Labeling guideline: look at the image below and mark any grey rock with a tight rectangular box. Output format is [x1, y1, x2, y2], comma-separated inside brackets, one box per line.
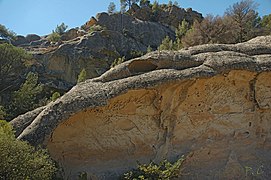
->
[12, 35, 28, 46]
[13, 35, 271, 145]
[10, 106, 46, 137]
[25, 34, 41, 42]
[11, 36, 271, 179]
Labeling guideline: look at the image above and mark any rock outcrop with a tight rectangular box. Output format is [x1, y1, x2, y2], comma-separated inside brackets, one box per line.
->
[129, 4, 203, 27]
[11, 36, 271, 179]
[16, 7, 202, 91]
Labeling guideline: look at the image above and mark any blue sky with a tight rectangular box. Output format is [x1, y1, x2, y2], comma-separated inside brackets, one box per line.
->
[0, 0, 270, 36]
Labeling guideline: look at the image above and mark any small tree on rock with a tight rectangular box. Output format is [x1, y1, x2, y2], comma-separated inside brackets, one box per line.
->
[10, 72, 43, 117]
[175, 19, 190, 49]
[50, 92, 61, 102]
[159, 36, 174, 50]
[108, 2, 117, 15]
[0, 43, 29, 92]
[54, 22, 68, 35]
[120, 0, 139, 11]
[139, 0, 150, 7]
[260, 14, 271, 35]
[0, 24, 16, 41]
[77, 68, 87, 83]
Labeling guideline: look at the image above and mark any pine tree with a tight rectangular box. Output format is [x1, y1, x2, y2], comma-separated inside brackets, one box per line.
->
[108, 2, 116, 15]
[175, 19, 190, 49]
[225, 0, 259, 42]
[120, 0, 139, 11]
[54, 22, 68, 35]
[11, 72, 43, 117]
[139, 0, 150, 7]
[159, 36, 174, 50]
[173, 1, 179, 7]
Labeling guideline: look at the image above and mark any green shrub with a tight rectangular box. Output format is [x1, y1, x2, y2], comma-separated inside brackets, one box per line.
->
[0, 106, 6, 120]
[0, 43, 29, 88]
[77, 68, 87, 83]
[147, 45, 152, 53]
[50, 92, 61, 102]
[0, 120, 57, 179]
[89, 25, 106, 34]
[10, 72, 43, 117]
[111, 56, 125, 68]
[122, 156, 185, 180]
[47, 32, 61, 43]
[159, 36, 174, 50]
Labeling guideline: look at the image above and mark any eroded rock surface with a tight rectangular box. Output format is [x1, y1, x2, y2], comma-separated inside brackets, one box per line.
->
[18, 8, 202, 91]
[11, 36, 271, 179]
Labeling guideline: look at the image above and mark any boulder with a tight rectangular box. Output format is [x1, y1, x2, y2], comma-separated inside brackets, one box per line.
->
[82, 16, 98, 30]
[61, 28, 87, 41]
[12, 35, 28, 46]
[131, 4, 203, 27]
[25, 34, 41, 42]
[11, 36, 271, 179]
[96, 12, 175, 48]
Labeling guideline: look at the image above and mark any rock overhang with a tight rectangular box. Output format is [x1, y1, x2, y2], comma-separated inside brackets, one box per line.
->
[9, 36, 271, 179]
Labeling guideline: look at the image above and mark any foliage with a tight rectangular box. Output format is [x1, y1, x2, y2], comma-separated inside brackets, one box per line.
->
[47, 32, 61, 43]
[168, 1, 173, 7]
[47, 23, 67, 42]
[10, 72, 43, 117]
[0, 120, 57, 179]
[111, 56, 125, 68]
[108, 2, 117, 15]
[89, 25, 106, 34]
[260, 14, 271, 35]
[77, 68, 87, 83]
[130, 50, 144, 59]
[0, 106, 6, 120]
[139, 0, 150, 7]
[174, 19, 190, 49]
[0, 24, 16, 41]
[122, 156, 185, 180]
[54, 22, 68, 35]
[120, 0, 139, 11]
[0, 43, 29, 91]
[50, 92, 61, 102]
[173, 1, 179, 7]
[147, 45, 152, 53]
[152, 0, 160, 13]
[225, 0, 259, 42]
[261, 14, 271, 29]
[159, 36, 174, 51]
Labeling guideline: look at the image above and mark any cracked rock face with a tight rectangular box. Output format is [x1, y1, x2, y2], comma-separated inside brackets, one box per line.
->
[11, 36, 271, 179]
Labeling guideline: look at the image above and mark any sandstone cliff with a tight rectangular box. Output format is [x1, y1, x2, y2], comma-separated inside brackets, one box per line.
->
[11, 36, 271, 179]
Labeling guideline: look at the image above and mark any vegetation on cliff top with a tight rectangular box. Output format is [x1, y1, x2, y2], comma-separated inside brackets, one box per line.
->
[159, 0, 271, 50]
